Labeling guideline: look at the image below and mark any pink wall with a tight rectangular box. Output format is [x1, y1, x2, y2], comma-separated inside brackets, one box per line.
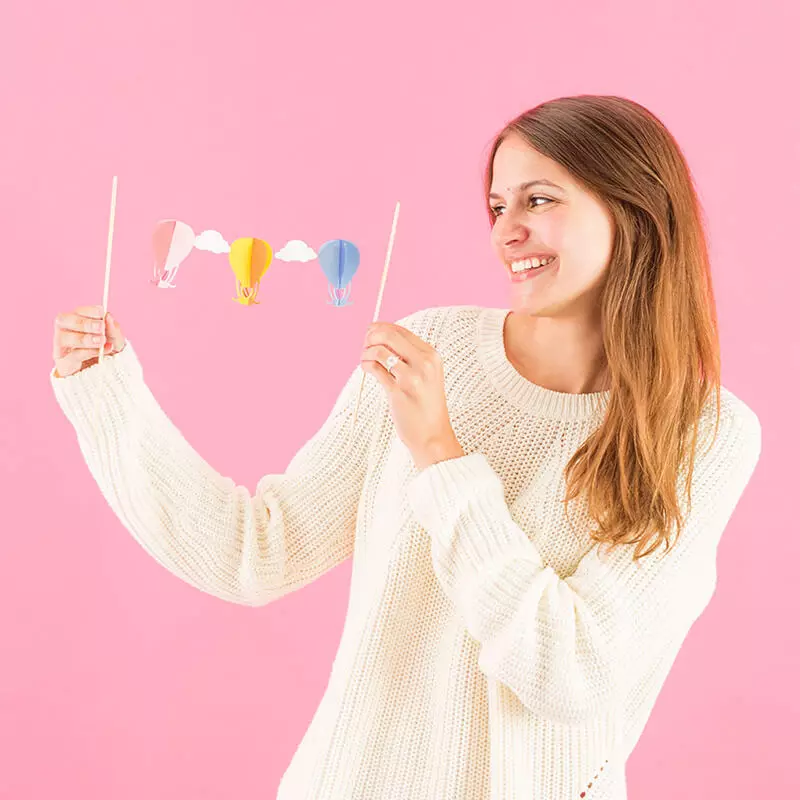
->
[2, 0, 797, 796]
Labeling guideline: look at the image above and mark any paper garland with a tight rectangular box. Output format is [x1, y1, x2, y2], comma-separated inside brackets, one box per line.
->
[152, 221, 361, 306]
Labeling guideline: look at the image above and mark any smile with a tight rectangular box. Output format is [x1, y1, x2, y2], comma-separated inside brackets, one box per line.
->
[508, 256, 558, 283]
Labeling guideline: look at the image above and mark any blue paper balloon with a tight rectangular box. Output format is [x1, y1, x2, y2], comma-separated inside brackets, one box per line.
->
[318, 239, 360, 307]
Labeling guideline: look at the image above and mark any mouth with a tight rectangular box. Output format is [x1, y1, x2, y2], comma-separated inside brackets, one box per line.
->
[507, 255, 559, 283]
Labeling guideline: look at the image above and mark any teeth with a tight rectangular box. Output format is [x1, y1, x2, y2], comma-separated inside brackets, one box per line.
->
[510, 256, 556, 272]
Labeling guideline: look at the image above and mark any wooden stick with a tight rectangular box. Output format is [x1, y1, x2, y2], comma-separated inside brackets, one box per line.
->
[98, 176, 118, 364]
[350, 200, 400, 436]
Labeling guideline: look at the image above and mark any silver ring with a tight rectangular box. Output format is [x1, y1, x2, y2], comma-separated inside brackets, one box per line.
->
[385, 354, 400, 376]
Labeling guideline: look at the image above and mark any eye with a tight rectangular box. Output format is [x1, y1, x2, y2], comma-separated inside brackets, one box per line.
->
[489, 195, 552, 217]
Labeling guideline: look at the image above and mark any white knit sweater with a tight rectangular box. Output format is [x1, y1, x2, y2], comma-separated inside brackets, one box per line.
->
[50, 304, 762, 800]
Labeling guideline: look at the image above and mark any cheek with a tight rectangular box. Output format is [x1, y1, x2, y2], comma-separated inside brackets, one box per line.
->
[572, 205, 614, 264]
[539, 216, 567, 252]
[559, 214, 613, 277]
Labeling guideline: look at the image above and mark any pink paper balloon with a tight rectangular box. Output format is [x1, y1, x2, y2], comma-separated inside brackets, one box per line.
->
[152, 219, 195, 288]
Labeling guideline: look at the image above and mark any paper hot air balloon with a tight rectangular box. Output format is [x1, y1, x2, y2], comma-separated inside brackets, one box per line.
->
[229, 237, 273, 305]
[318, 239, 360, 307]
[151, 220, 196, 288]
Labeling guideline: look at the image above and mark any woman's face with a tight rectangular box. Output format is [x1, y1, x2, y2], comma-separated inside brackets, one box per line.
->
[489, 132, 615, 318]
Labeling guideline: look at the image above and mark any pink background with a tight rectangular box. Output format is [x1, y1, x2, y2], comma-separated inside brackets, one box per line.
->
[2, 0, 797, 796]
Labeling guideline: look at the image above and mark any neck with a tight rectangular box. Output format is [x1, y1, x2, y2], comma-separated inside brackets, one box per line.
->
[505, 309, 610, 395]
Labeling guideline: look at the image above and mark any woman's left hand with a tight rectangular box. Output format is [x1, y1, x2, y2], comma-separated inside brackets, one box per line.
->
[360, 321, 465, 471]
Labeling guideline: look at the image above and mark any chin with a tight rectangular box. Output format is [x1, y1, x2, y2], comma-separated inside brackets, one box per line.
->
[510, 289, 579, 318]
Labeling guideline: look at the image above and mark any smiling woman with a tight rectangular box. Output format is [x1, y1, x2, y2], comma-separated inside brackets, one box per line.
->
[50, 94, 760, 800]
[483, 95, 730, 566]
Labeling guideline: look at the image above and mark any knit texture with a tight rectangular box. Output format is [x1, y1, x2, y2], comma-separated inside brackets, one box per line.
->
[50, 304, 762, 799]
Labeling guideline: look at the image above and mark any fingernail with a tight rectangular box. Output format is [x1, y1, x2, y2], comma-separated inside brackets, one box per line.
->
[108, 313, 114, 325]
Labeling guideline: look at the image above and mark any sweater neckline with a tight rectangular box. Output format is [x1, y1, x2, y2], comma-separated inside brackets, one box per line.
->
[476, 306, 611, 421]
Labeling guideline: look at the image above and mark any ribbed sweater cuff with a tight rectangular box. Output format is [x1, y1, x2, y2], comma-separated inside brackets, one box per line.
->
[406, 452, 545, 575]
[49, 341, 149, 441]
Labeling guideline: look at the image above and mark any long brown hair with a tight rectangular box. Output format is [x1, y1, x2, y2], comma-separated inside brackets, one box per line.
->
[483, 95, 723, 562]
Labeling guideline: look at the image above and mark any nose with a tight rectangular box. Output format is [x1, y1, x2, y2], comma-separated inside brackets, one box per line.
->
[492, 205, 530, 248]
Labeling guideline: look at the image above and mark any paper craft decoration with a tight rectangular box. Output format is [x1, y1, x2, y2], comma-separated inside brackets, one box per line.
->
[229, 237, 273, 305]
[195, 229, 230, 254]
[276, 239, 317, 262]
[318, 239, 361, 307]
[152, 219, 196, 288]
[148, 219, 363, 309]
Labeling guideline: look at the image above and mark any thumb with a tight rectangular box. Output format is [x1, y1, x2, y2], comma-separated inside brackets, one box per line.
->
[105, 312, 126, 350]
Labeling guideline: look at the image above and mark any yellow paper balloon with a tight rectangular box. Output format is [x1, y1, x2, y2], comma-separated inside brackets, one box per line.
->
[229, 237, 273, 305]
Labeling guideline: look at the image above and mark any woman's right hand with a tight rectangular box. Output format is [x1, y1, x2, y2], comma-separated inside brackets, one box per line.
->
[53, 305, 127, 378]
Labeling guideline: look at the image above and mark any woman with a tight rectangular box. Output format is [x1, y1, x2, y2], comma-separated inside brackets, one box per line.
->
[51, 95, 762, 799]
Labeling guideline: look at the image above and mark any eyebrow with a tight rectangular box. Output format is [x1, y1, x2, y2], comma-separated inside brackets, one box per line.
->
[488, 179, 564, 200]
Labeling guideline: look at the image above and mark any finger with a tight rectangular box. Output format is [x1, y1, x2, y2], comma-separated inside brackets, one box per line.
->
[370, 321, 432, 352]
[53, 339, 114, 361]
[54, 308, 107, 335]
[57, 329, 108, 351]
[69, 341, 116, 354]
[362, 344, 409, 381]
[53, 331, 106, 362]
[360, 355, 396, 391]
[53, 335, 114, 358]
[365, 323, 419, 365]
[75, 304, 106, 320]
[104, 313, 125, 349]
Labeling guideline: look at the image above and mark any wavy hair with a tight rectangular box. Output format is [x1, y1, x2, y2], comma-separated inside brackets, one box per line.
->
[483, 95, 723, 562]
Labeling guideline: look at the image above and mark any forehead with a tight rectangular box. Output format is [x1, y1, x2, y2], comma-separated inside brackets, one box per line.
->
[490, 134, 571, 193]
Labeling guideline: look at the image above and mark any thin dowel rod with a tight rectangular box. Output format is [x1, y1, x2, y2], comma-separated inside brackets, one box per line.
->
[98, 175, 118, 364]
[350, 201, 400, 436]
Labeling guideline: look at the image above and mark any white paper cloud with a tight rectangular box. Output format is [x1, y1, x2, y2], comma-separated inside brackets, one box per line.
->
[195, 229, 230, 254]
[275, 239, 317, 262]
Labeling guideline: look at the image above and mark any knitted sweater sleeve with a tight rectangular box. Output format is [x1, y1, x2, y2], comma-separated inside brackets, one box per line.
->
[405, 398, 761, 726]
[49, 339, 385, 607]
